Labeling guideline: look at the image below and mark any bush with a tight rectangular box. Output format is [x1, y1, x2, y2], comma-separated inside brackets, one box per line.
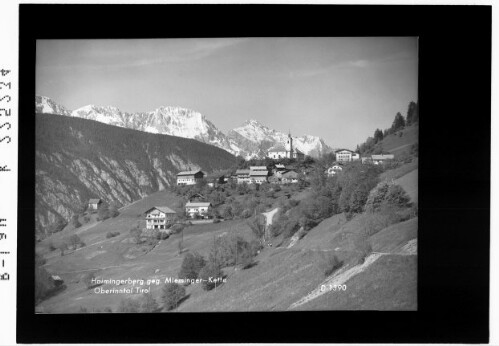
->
[140, 292, 159, 312]
[49, 217, 67, 234]
[35, 253, 46, 266]
[171, 224, 185, 234]
[48, 241, 56, 252]
[213, 218, 221, 224]
[317, 251, 343, 277]
[161, 283, 186, 310]
[353, 235, 372, 264]
[67, 234, 85, 250]
[109, 202, 120, 218]
[82, 272, 97, 289]
[364, 181, 412, 213]
[178, 252, 206, 282]
[83, 215, 91, 224]
[117, 298, 141, 313]
[106, 231, 120, 239]
[199, 262, 224, 291]
[130, 227, 142, 244]
[71, 215, 82, 229]
[97, 202, 110, 221]
[35, 265, 56, 303]
[385, 184, 412, 209]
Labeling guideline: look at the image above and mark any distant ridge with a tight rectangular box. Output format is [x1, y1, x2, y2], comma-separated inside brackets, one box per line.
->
[35, 113, 236, 235]
[35, 96, 334, 159]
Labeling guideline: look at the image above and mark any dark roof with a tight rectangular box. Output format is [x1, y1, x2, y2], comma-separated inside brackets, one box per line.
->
[371, 154, 394, 160]
[88, 198, 101, 204]
[250, 171, 269, 177]
[268, 145, 287, 153]
[236, 169, 251, 175]
[177, 170, 205, 176]
[186, 202, 212, 207]
[281, 171, 299, 178]
[145, 206, 177, 214]
[334, 149, 353, 154]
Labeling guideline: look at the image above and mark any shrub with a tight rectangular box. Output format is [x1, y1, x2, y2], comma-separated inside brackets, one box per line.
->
[140, 292, 159, 312]
[49, 217, 67, 234]
[171, 223, 185, 234]
[109, 203, 120, 218]
[130, 227, 142, 244]
[83, 215, 91, 224]
[82, 272, 97, 289]
[364, 180, 392, 213]
[199, 262, 224, 291]
[71, 215, 82, 229]
[385, 184, 412, 209]
[35, 253, 46, 266]
[57, 241, 68, 256]
[282, 219, 300, 239]
[97, 202, 110, 221]
[117, 298, 141, 313]
[353, 235, 372, 264]
[316, 251, 343, 277]
[161, 283, 186, 310]
[35, 265, 56, 303]
[178, 252, 206, 282]
[213, 218, 221, 224]
[48, 241, 56, 252]
[106, 231, 120, 239]
[247, 215, 266, 241]
[67, 234, 84, 250]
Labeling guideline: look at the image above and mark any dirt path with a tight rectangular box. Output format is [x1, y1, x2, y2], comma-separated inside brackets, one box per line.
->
[288, 239, 417, 309]
[262, 208, 279, 226]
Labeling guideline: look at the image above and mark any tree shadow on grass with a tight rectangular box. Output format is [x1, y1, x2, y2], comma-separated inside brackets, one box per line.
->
[241, 260, 259, 270]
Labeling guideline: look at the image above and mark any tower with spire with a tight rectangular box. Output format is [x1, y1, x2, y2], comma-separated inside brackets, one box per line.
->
[285, 130, 293, 158]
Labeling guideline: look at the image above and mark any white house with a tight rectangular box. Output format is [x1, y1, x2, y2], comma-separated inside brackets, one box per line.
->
[185, 202, 212, 219]
[352, 153, 360, 161]
[371, 154, 395, 165]
[326, 164, 343, 176]
[267, 132, 305, 160]
[281, 170, 299, 184]
[145, 206, 177, 230]
[235, 169, 251, 184]
[88, 198, 102, 210]
[176, 170, 206, 186]
[250, 170, 269, 184]
[335, 149, 355, 163]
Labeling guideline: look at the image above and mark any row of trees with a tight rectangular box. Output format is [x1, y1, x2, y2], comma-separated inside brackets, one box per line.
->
[357, 100, 419, 155]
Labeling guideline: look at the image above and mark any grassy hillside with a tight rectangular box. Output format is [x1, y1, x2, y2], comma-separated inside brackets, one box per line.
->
[36, 145, 418, 313]
[35, 113, 236, 234]
[381, 123, 418, 156]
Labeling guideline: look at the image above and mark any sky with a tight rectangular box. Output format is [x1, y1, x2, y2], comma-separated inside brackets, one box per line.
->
[36, 37, 418, 149]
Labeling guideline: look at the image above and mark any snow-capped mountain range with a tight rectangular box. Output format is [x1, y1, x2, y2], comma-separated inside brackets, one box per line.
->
[35, 96, 334, 159]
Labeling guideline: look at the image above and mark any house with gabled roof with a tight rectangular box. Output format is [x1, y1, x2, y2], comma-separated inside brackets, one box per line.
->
[176, 170, 206, 186]
[371, 154, 395, 165]
[250, 170, 269, 184]
[88, 198, 102, 210]
[281, 170, 300, 184]
[235, 169, 252, 184]
[145, 206, 177, 230]
[267, 132, 305, 160]
[326, 164, 343, 176]
[185, 201, 212, 219]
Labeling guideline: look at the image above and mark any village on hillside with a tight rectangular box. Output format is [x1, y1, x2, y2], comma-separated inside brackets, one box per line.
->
[34, 37, 419, 314]
[132, 133, 399, 232]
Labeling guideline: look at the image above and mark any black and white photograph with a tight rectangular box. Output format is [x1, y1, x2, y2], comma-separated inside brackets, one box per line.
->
[33, 37, 419, 313]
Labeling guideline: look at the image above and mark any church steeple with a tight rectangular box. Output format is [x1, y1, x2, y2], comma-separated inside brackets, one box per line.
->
[286, 130, 293, 154]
